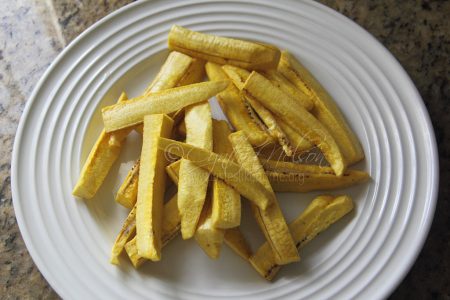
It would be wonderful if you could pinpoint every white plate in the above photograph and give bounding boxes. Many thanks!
[12,1,438,299]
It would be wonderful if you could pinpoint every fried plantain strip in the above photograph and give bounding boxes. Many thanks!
[260,159,369,192]
[125,194,181,268]
[195,190,225,259]
[221,65,294,156]
[223,227,253,261]
[168,25,280,70]
[245,96,293,156]
[255,144,294,162]
[157,138,274,210]
[144,51,194,94]
[205,62,271,147]
[211,120,241,229]
[176,57,206,87]
[102,80,229,132]
[261,159,334,174]
[275,117,313,153]
[168,155,247,258]
[115,159,140,209]
[144,51,206,119]
[144,51,205,94]
[125,197,252,267]
[249,195,354,280]
[136,114,174,260]
[73,92,131,199]
[267,171,369,193]
[278,51,364,165]
[228,131,299,265]
[178,102,213,239]
[222,65,250,90]
[166,159,181,186]
[242,71,346,176]
[115,53,204,208]
[110,205,137,265]
[263,69,314,110]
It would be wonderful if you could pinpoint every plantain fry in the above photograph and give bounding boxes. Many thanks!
[221,65,295,156]
[260,159,369,192]
[161,195,182,243]
[222,65,250,90]
[144,51,206,120]
[276,117,313,153]
[168,156,243,259]
[194,191,225,259]
[144,51,193,94]
[263,69,314,110]
[102,80,229,132]
[126,196,251,266]
[278,51,364,165]
[158,138,275,210]
[144,51,205,95]
[228,131,299,265]
[166,160,181,186]
[245,96,293,157]
[132,97,188,137]
[146,52,205,122]
[178,159,209,238]
[178,102,213,239]
[176,57,206,87]
[224,227,253,261]
[255,144,295,163]
[261,159,334,174]
[219,64,273,138]
[125,194,181,268]
[211,120,241,229]
[124,237,141,268]
[115,159,140,209]
[115,53,203,206]
[110,205,137,265]
[242,71,346,176]
[168,25,280,70]
[205,62,272,147]
[250,195,354,280]
[267,171,369,192]
[136,114,174,261]
[73,92,131,199]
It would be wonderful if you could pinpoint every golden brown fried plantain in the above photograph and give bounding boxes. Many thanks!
[194,191,225,259]
[278,51,364,166]
[125,194,181,268]
[168,25,280,70]
[115,159,140,209]
[178,102,213,239]
[228,131,299,265]
[223,227,253,261]
[263,69,314,110]
[110,205,137,265]
[211,120,241,229]
[205,62,272,147]
[102,80,229,132]
[73,92,131,199]
[136,114,174,261]
[242,71,346,176]
[158,138,275,210]
[249,195,354,280]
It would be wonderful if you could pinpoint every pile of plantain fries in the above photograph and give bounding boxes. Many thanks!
[72,25,369,280]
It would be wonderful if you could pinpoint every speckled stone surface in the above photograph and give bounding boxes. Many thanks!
[51,0,135,43]
[1,0,448,298]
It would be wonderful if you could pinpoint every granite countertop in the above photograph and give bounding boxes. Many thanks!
[1,0,448,298]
